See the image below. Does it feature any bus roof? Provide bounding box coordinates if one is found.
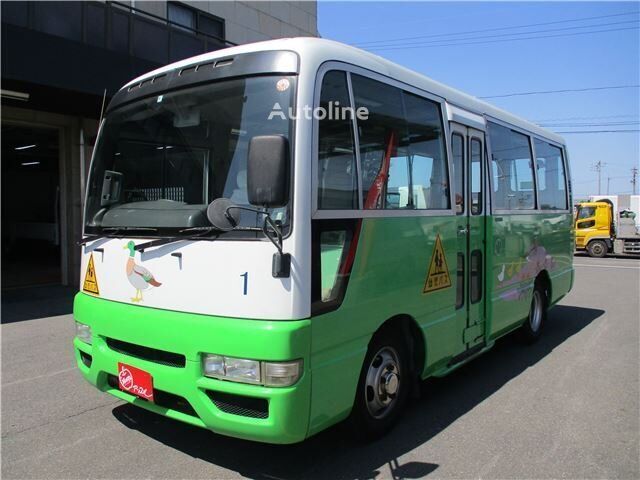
[122,37,565,146]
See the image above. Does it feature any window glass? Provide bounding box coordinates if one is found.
[488,122,535,210]
[168,2,195,31]
[317,71,358,209]
[352,74,449,210]
[86,3,106,48]
[85,76,294,236]
[577,206,596,219]
[198,14,224,39]
[352,74,409,209]
[470,138,483,215]
[403,92,449,210]
[452,134,464,214]
[320,230,348,302]
[535,139,567,210]
[33,1,81,40]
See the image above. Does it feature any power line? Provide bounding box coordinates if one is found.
[480,84,640,99]
[540,121,640,127]
[534,114,639,121]
[363,25,639,51]
[555,130,640,134]
[362,19,638,49]
[354,10,639,46]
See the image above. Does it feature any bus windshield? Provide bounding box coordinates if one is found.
[84,75,295,236]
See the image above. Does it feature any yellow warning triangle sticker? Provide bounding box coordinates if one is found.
[83,254,100,295]
[423,234,451,293]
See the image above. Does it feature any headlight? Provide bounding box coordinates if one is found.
[75,322,92,345]
[202,354,302,387]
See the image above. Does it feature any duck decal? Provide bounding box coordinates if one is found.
[123,241,162,302]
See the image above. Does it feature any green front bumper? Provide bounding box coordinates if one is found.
[73,293,312,444]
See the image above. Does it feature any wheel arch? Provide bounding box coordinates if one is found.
[371,314,426,381]
[535,269,552,304]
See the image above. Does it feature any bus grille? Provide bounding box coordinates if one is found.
[206,391,269,419]
[105,338,186,368]
[107,374,197,417]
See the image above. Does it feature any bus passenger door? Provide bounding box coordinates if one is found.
[451,124,486,353]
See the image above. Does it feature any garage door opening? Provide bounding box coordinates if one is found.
[2,125,61,288]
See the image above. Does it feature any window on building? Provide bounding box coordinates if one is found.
[535,139,568,210]
[488,122,535,210]
[168,2,195,31]
[317,71,358,209]
[168,2,224,40]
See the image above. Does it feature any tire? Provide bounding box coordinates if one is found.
[520,281,548,344]
[350,329,411,440]
[587,239,608,258]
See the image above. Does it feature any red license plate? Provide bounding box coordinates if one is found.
[118,363,154,402]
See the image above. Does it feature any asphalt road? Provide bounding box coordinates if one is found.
[2,255,639,479]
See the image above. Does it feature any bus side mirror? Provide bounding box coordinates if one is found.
[247,135,289,208]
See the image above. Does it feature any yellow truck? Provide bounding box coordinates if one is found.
[575,197,640,257]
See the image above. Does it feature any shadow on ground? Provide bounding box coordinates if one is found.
[112,304,603,480]
[1,284,77,323]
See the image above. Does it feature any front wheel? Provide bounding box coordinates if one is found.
[587,239,608,258]
[350,330,410,440]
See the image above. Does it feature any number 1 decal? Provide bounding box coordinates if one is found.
[241,272,248,295]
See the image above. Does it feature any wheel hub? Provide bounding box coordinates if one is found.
[364,346,401,419]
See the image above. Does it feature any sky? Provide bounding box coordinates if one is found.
[317,1,640,198]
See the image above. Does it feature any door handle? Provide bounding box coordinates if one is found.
[457,226,469,236]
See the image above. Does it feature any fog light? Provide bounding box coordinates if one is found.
[75,322,92,345]
[264,360,302,387]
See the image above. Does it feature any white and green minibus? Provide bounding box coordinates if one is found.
[74,37,574,443]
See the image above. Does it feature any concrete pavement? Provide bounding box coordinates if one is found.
[1,255,638,479]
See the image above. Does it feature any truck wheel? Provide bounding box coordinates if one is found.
[350,329,410,440]
[587,240,608,258]
[520,282,548,344]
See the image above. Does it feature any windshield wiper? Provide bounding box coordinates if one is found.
[102,226,159,234]
[78,227,161,246]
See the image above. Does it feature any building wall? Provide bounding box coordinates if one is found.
[132,1,318,44]
[1,1,317,288]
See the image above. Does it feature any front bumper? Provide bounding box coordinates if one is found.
[73,293,312,444]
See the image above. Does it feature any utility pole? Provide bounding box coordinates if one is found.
[607,177,611,195]
[632,167,639,195]
[592,161,607,195]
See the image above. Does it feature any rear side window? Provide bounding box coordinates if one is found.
[317,71,358,209]
[488,122,535,210]
[351,74,449,210]
[535,139,568,210]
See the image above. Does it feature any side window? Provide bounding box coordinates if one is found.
[470,138,483,215]
[317,71,358,209]
[351,74,409,209]
[488,122,535,210]
[452,134,464,214]
[534,139,568,210]
[351,74,449,210]
[403,92,449,210]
